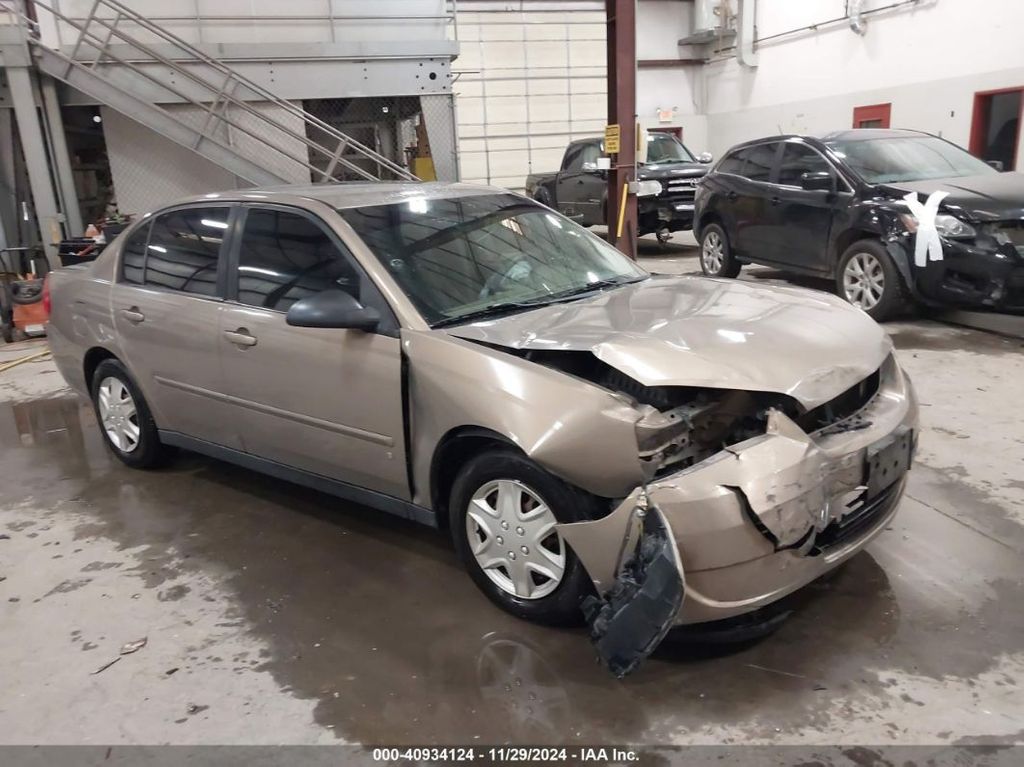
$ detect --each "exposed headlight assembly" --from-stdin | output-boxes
[900,212,976,240]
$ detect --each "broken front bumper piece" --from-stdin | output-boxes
[559,363,918,674]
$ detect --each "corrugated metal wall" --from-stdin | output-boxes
[454,1,607,190]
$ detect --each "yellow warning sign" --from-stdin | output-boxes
[604,124,621,154]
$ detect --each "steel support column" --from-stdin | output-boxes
[40,76,84,235]
[605,0,637,260]
[7,65,63,269]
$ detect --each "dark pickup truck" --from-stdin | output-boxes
[525,132,713,243]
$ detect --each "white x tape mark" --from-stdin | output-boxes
[903,190,949,268]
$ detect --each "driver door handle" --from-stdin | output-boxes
[727,191,738,201]
[224,328,257,348]
[770,196,781,205]
[120,307,145,324]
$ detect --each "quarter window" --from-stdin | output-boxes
[120,222,149,285]
[143,207,228,296]
[235,208,360,312]
[778,143,833,186]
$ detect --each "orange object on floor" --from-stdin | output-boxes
[13,300,49,334]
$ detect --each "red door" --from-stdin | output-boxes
[852,103,892,129]
[969,87,1023,171]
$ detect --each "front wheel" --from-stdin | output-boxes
[449,449,600,625]
[699,224,741,278]
[836,240,907,322]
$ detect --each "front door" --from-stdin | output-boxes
[217,205,408,500]
[111,205,240,448]
[762,141,838,270]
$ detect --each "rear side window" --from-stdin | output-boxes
[742,143,778,182]
[778,143,833,186]
[120,223,149,285]
[716,150,747,176]
[235,208,361,312]
[143,207,228,296]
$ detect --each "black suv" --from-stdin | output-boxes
[693,129,1024,320]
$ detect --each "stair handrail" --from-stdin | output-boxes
[27,0,419,182]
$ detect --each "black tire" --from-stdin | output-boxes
[90,358,168,468]
[449,448,602,626]
[699,223,741,278]
[835,239,908,322]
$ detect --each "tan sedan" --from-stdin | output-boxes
[47,183,917,674]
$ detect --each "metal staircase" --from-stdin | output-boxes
[16,0,419,186]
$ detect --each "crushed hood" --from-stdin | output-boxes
[881,172,1024,222]
[447,275,892,410]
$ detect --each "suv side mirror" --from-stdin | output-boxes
[987,159,1005,172]
[800,171,834,192]
[285,289,380,331]
[697,152,713,164]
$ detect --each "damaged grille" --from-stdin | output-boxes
[490,345,882,477]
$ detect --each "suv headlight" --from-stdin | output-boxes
[901,212,976,240]
[636,180,663,197]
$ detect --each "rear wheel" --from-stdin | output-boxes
[836,240,906,322]
[90,358,167,468]
[699,223,741,278]
[449,449,600,625]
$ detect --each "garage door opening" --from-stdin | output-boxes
[852,103,892,129]
[969,88,1022,171]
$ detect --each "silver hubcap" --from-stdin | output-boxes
[466,480,566,600]
[843,252,885,310]
[97,377,141,453]
[702,231,724,273]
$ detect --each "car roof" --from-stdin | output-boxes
[819,128,930,142]
[157,181,509,213]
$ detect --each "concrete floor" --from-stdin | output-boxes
[1,250,1023,746]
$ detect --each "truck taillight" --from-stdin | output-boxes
[42,275,52,315]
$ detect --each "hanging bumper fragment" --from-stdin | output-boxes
[559,496,685,678]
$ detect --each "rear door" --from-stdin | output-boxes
[217,205,408,499]
[110,204,240,448]
[728,141,781,260]
[556,141,604,224]
[763,141,843,270]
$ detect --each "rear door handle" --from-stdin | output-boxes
[727,191,739,201]
[224,328,257,348]
[770,196,781,205]
[120,307,145,324]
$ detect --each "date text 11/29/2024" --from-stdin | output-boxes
[372,747,640,763]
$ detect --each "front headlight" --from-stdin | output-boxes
[900,212,976,239]
[636,180,663,197]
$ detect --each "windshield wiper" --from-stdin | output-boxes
[432,277,643,328]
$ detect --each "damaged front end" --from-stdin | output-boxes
[556,353,915,676]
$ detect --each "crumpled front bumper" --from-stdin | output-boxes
[559,357,918,627]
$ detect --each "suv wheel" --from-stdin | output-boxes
[90,358,167,468]
[836,240,907,322]
[449,449,600,626]
[699,224,741,278]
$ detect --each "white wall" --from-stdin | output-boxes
[703,0,1024,166]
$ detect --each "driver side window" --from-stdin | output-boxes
[235,208,360,312]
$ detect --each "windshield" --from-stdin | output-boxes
[644,133,696,164]
[339,193,647,326]
[826,135,996,183]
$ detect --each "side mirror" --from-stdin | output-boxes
[800,170,835,192]
[285,289,380,331]
[697,152,713,164]
[987,159,1005,172]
